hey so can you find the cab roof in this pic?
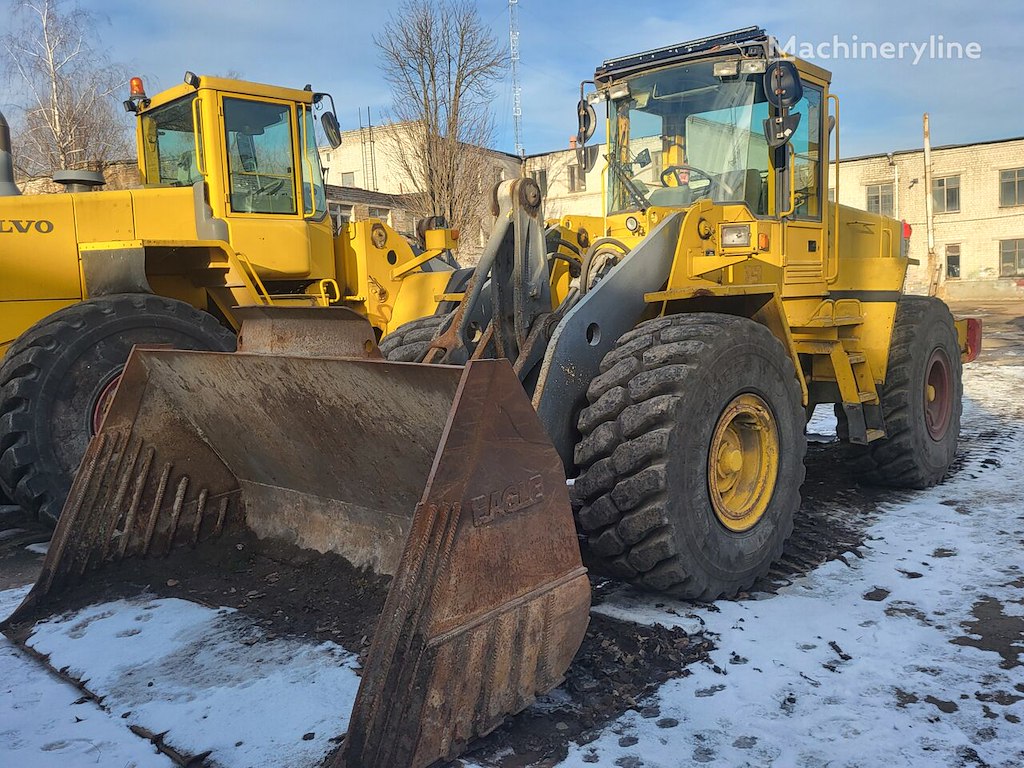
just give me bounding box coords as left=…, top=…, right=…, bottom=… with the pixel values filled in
left=595, top=26, right=832, bottom=86
left=139, top=75, right=317, bottom=113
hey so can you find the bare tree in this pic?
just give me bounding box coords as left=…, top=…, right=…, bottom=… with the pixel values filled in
left=1, top=0, right=130, bottom=176
left=375, top=0, right=507, bottom=247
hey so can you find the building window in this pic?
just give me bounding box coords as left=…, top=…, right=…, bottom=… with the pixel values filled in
left=329, top=203, right=353, bottom=233
left=569, top=164, right=586, bottom=193
left=932, top=175, right=960, bottom=213
left=945, top=244, right=960, bottom=279
left=866, top=183, right=894, bottom=217
left=999, top=239, right=1024, bottom=277
left=999, top=168, right=1024, bottom=207
left=531, top=168, right=548, bottom=197
left=341, top=171, right=355, bottom=187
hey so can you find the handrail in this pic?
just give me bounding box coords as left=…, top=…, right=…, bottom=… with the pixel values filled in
left=235, top=250, right=273, bottom=305
left=826, top=92, right=841, bottom=283
left=779, top=144, right=796, bottom=218
left=318, top=278, right=341, bottom=306
left=191, top=97, right=206, bottom=177
left=299, top=104, right=315, bottom=217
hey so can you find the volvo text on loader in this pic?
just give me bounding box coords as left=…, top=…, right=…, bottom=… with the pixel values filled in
left=3, top=27, right=981, bottom=768
left=0, top=74, right=460, bottom=525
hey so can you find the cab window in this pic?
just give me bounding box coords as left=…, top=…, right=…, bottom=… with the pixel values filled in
left=787, top=84, right=823, bottom=220
left=140, top=95, right=200, bottom=186
left=299, top=106, right=328, bottom=221
left=223, top=98, right=296, bottom=215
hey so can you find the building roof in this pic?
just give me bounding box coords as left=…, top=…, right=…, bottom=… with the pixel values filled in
left=841, top=135, right=1024, bottom=163
left=324, top=184, right=414, bottom=208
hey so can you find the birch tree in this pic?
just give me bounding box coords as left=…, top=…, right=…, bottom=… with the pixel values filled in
left=2, top=0, right=130, bottom=176
left=375, top=0, right=507, bottom=245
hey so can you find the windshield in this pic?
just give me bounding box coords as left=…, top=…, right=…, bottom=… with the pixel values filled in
left=607, top=61, right=770, bottom=215
left=140, top=95, right=200, bottom=186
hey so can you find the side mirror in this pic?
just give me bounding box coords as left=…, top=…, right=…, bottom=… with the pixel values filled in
left=322, top=111, right=342, bottom=149
left=576, top=99, right=596, bottom=146
left=635, top=148, right=651, bottom=168
left=762, top=60, right=804, bottom=148
left=763, top=60, right=803, bottom=108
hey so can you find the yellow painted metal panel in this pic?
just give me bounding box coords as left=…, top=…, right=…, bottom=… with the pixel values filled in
left=0, top=299, right=79, bottom=356
left=131, top=187, right=200, bottom=240
left=74, top=190, right=136, bottom=243
left=0, top=194, right=81, bottom=301
left=388, top=272, right=454, bottom=333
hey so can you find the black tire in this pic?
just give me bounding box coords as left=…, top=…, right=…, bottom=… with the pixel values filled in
left=0, top=294, right=236, bottom=526
left=379, top=313, right=450, bottom=362
left=572, top=313, right=806, bottom=600
left=839, top=296, right=962, bottom=488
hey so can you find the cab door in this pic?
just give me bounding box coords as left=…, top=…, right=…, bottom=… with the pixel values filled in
left=217, top=94, right=313, bottom=278
left=779, top=82, right=827, bottom=297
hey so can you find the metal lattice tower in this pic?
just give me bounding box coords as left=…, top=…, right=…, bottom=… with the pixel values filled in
left=509, top=0, right=524, bottom=158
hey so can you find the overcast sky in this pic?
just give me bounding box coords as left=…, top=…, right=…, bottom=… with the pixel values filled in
left=38, top=0, right=1024, bottom=157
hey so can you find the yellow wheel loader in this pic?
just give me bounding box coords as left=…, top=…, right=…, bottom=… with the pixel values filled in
left=378, top=27, right=982, bottom=600
left=3, top=28, right=982, bottom=768
left=0, top=75, right=462, bottom=525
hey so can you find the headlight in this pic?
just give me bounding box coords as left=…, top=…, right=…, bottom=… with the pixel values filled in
left=713, top=60, right=739, bottom=77
left=371, top=223, right=388, bottom=249
left=721, top=224, right=751, bottom=248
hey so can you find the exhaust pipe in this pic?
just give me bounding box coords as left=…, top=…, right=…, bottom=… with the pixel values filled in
left=0, top=110, right=21, bottom=196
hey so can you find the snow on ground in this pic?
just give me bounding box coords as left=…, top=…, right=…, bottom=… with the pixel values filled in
left=15, top=595, right=362, bottom=768
left=555, top=364, right=1024, bottom=768
left=0, top=586, right=173, bottom=768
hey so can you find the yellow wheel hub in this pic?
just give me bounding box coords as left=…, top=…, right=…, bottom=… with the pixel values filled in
left=708, top=393, right=780, bottom=532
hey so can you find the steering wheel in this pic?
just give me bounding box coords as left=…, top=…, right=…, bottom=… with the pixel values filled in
left=254, top=177, right=288, bottom=196
left=659, top=164, right=734, bottom=198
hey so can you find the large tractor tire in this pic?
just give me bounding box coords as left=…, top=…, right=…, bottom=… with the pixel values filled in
left=0, top=295, right=236, bottom=526
left=572, top=313, right=806, bottom=600
left=839, top=296, right=962, bottom=488
left=379, top=313, right=449, bottom=362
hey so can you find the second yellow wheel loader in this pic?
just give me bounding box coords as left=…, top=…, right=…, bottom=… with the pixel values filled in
left=0, top=74, right=462, bottom=526
left=3, top=27, right=982, bottom=768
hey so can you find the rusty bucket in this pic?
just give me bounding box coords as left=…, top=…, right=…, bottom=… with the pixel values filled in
left=2, top=308, right=590, bottom=768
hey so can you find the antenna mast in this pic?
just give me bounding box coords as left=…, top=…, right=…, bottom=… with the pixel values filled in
left=509, top=0, right=524, bottom=158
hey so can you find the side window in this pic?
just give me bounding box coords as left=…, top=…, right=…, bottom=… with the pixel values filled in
left=223, top=98, right=296, bottom=215
left=299, top=106, right=327, bottom=221
left=140, top=95, right=199, bottom=187
left=788, top=84, right=822, bottom=220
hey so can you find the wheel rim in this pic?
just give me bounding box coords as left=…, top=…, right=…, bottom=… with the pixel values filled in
left=91, top=371, right=123, bottom=435
left=924, top=348, right=953, bottom=440
left=708, top=393, right=780, bottom=532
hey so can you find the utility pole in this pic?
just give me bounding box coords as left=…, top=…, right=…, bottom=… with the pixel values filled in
left=923, top=113, right=939, bottom=296
left=509, top=0, right=525, bottom=161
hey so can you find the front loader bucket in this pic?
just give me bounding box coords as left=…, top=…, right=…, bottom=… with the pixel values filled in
left=2, top=318, right=590, bottom=767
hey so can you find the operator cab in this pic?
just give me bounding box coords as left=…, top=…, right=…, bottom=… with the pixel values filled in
left=126, top=73, right=342, bottom=222
left=583, top=27, right=826, bottom=223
